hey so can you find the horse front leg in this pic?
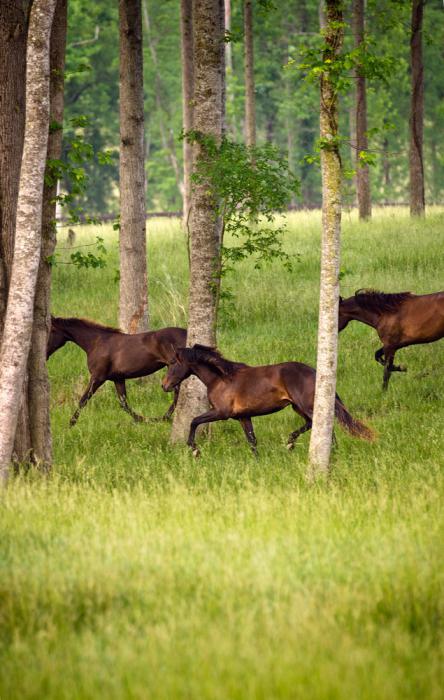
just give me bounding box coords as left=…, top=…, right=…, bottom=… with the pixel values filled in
left=162, top=385, right=180, bottom=421
left=187, top=409, right=226, bottom=458
left=375, top=347, right=385, bottom=366
left=70, top=377, right=104, bottom=426
left=114, top=381, right=146, bottom=423
left=239, top=418, right=258, bottom=457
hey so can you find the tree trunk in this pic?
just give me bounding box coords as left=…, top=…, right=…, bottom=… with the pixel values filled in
left=180, top=0, right=194, bottom=231
left=409, top=0, right=425, bottom=217
left=27, top=0, right=67, bottom=469
left=143, top=0, right=183, bottom=199
left=0, top=0, right=33, bottom=462
left=171, top=0, right=225, bottom=443
left=353, top=0, right=371, bottom=219
left=119, top=0, right=148, bottom=333
left=308, top=0, right=343, bottom=480
left=0, top=0, right=56, bottom=482
left=244, top=0, right=256, bottom=147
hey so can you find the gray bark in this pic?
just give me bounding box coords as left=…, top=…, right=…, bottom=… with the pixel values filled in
left=409, top=0, right=425, bottom=216
left=0, top=0, right=56, bottom=482
left=353, top=0, right=371, bottom=219
left=28, top=0, right=67, bottom=468
left=0, top=0, right=33, bottom=462
left=180, top=0, right=194, bottom=231
left=119, top=0, right=148, bottom=333
left=171, top=0, right=225, bottom=443
left=244, top=0, right=256, bottom=147
left=308, top=0, right=343, bottom=479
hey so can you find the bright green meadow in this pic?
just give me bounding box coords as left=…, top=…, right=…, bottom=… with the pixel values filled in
left=1, top=208, right=443, bottom=699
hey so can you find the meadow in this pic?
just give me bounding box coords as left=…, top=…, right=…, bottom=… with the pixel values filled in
left=1, top=208, right=443, bottom=699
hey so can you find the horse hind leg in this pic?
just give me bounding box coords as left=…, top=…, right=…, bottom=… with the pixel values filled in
left=70, top=377, right=105, bottom=427
left=286, top=417, right=312, bottom=451
left=114, top=381, right=146, bottom=423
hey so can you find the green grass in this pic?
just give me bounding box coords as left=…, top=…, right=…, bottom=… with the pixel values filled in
left=1, top=208, right=443, bottom=699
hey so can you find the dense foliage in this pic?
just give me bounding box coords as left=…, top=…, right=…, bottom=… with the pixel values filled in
left=63, top=0, right=444, bottom=214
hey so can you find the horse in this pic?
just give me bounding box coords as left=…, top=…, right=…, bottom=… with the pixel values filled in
left=47, top=316, right=187, bottom=426
left=338, top=289, right=444, bottom=389
left=162, top=344, right=373, bottom=457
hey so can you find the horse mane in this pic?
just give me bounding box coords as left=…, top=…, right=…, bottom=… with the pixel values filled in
left=354, top=289, right=413, bottom=314
left=51, top=316, right=123, bottom=334
left=183, top=344, right=246, bottom=376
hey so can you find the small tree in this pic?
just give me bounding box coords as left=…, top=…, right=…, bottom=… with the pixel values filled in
left=180, top=0, right=194, bottom=229
left=409, top=0, right=425, bottom=216
left=244, top=0, right=256, bottom=147
left=308, top=0, right=344, bottom=479
left=0, top=0, right=57, bottom=482
left=119, top=0, right=148, bottom=333
left=353, top=0, right=371, bottom=219
left=170, top=0, right=225, bottom=443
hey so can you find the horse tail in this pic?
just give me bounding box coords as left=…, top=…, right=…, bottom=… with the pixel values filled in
left=334, top=397, right=375, bottom=441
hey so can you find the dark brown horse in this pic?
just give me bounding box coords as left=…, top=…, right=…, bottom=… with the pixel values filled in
left=48, top=317, right=187, bottom=425
left=338, top=289, right=444, bottom=389
left=162, top=344, right=373, bottom=456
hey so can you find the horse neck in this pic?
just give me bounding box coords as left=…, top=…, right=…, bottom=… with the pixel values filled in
left=190, top=360, right=224, bottom=387
left=348, top=304, right=380, bottom=329
left=59, top=321, right=102, bottom=353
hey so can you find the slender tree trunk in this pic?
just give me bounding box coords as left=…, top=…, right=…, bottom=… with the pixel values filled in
left=143, top=0, right=183, bottom=198
left=171, top=0, right=225, bottom=443
left=0, top=0, right=56, bottom=482
left=0, top=0, right=33, bottom=462
left=353, top=0, right=371, bottom=219
left=409, top=0, right=425, bottom=216
left=244, top=0, right=256, bottom=147
left=119, top=0, right=148, bottom=333
left=308, top=0, right=343, bottom=479
left=180, top=0, right=194, bottom=231
left=27, top=0, right=67, bottom=469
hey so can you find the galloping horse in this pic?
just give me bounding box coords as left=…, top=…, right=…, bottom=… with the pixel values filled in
left=48, top=317, right=187, bottom=425
left=338, top=289, right=444, bottom=389
left=162, top=344, right=373, bottom=456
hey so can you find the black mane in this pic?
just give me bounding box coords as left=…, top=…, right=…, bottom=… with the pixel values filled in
left=182, top=344, right=247, bottom=376
left=51, top=316, right=123, bottom=334
left=354, top=289, right=413, bottom=314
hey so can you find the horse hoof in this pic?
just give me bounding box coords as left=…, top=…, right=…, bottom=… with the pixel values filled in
left=286, top=442, right=294, bottom=451
left=69, top=419, right=77, bottom=428
left=192, top=448, right=201, bottom=458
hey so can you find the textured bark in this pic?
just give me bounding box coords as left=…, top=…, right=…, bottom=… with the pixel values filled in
left=308, top=0, right=343, bottom=479
left=119, top=0, right=148, bottom=333
left=409, top=0, right=425, bottom=217
left=353, top=0, right=371, bottom=219
left=180, top=0, right=194, bottom=231
left=27, top=0, right=67, bottom=468
left=143, top=0, right=183, bottom=198
left=244, top=0, right=256, bottom=147
left=171, top=0, right=224, bottom=443
left=0, top=0, right=56, bottom=482
left=0, top=0, right=32, bottom=462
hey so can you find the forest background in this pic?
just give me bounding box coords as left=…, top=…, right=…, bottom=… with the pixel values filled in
left=65, top=0, right=444, bottom=216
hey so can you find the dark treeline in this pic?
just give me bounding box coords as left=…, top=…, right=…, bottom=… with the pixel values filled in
left=64, top=0, right=444, bottom=215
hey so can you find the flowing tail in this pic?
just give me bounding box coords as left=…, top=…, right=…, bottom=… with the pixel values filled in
left=334, top=398, right=375, bottom=441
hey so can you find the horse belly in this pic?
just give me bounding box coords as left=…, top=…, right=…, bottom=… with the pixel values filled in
left=109, top=354, right=164, bottom=380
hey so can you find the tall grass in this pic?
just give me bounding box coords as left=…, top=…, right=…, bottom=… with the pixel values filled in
left=1, top=208, right=443, bottom=699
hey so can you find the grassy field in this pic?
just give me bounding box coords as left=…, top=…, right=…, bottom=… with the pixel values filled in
left=1, top=208, right=443, bottom=699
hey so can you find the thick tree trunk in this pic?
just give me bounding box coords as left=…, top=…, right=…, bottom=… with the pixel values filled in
left=409, top=0, right=425, bottom=217
left=244, top=0, right=256, bottom=147
left=171, top=0, right=224, bottom=443
left=0, top=0, right=33, bottom=462
left=27, top=0, right=67, bottom=469
left=180, top=0, right=194, bottom=231
left=308, top=0, right=343, bottom=479
left=119, top=0, right=148, bottom=333
left=143, top=0, right=183, bottom=199
left=0, top=0, right=56, bottom=482
left=353, top=0, right=371, bottom=219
